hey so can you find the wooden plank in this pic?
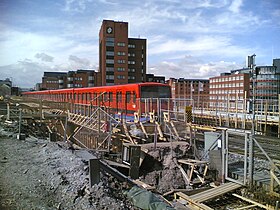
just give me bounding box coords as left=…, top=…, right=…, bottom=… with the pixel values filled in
left=235, top=204, right=257, bottom=210
left=190, top=182, right=242, bottom=203
left=175, top=192, right=213, bottom=210
left=232, top=193, right=274, bottom=210
left=178, top=159, right=208, bottom=165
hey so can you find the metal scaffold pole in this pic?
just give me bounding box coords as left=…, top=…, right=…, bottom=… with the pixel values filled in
left=248, top=54, right=256, bottom=186
left=278, top=94, right=280, bottom=138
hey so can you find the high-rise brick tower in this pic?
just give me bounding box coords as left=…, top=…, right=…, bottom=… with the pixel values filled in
left=99, top=20, right=146, bottom=86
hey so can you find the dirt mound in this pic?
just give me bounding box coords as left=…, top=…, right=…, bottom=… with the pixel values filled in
left=140, top=142, right=191, bottom=194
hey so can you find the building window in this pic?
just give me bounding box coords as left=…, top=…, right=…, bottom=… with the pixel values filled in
left=128, top=44, right=135, bottom=48
left=106, top=82, right=114, bottom=86
left=117, top=42, right=125, bottom=47
left=106, top=51, right=114, bottom=56
left=118, top=60, right=125, bottom=64
left=128, top=60, right=135, bottom=64
left=106, top=67, right=114, bottom=72
left=117, top=67, right=125, bottom=72
left=106, top=42, right=114, bottom=47
left=106, top=75, right=114, bottom=80
left=117, top=75, right=125, bottom=79
left=128, top=76, right=135, bottom=80
left=106, top=37, right=114, bottom=42
left=106, top=59, right=114, bottom=64
left=128, top=53, right=135, bottom=57
left=117, top=51, right=126, bottom=56
left=128, top=68, right=135, bottom=72
left=106, top=37, right=114, bottom=47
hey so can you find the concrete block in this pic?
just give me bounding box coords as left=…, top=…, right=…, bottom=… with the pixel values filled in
left=17, top=133, right=26, bottom=140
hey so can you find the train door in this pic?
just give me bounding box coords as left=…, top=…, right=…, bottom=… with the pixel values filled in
left=108, top=91, right=113, bottom=112
left=125, top=91, right=131, bottom=115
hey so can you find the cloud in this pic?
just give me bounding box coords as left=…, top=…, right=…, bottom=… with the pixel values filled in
left=35, top=53, right=54, bottom=62
left=63, top=0, right=92, bottom=12
left=228, top=0, right=243, bottom=13
left=148, top=56, right=243, bottom=80
left=0, top=55, right=98, bottom=88
left=0, top=60, right=52, bottom=88
left=148, top=35, right=253, bottom=59
left=68, top=55, right=92, bottom=69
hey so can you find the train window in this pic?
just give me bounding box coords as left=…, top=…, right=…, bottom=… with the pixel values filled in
left=103, top=92, right=108, bottom=102
left=93, top=93, right=97, bottom=100
left=74, top=93, right=76, bottom=101
left=117, top=92, right=122, bottom=102
left=141, top=86, right=171, bottom=98
left=87, top=93, right=90, bottom=102
left=126, top=91, right=131, bottom=103
left=83, top=93, right=86, bottom=102
left=109, top=92, right=113, bottom=102
left=132, top=91, right=136, bottom=103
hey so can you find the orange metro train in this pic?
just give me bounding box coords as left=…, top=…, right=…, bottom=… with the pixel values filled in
left=23, top=82, right=172, bottom=115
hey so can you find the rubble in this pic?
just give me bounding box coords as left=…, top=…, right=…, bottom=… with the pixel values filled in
left=0, top=124, right=140, bottom=210
left=139, top=142, right=192, bottom=194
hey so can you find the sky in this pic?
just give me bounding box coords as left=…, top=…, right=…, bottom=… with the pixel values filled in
left=0, top=0, right=279, bottom=88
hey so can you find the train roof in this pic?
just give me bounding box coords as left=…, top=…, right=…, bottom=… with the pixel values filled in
left=23, top=82, right=170, bottom=95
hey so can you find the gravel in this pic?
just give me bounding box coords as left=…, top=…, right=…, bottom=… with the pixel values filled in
left=0, top=123, right=139, bottom=210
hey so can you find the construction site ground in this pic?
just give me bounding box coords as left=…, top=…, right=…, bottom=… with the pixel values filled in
left=0, top=124, right=139, bottom=210
left=1, top=117, right=279, bottom=210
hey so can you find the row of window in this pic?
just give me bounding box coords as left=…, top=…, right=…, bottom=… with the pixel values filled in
left=105, top=59, right=137, bottom=64
left=67, top=84, right=83, bottom=88
left=210, top=83, right=244, bottom=88
left=46, top=80, right=59, bottom=84
left=48, top=91, right=137, bottom=104
left=257, top=74, right=280, bottom=79
left=128, top=44, right=135, bottom=48
left=105, top=75, right=128, bottom=80
left=210, top=76, right=244, bottom=83
left=209, top=102, right=245, bottom=108
left=106, top=67, right=129, bottom=72
left=209, top=96, right=244, bottom=100
left=105, top=42, right=138, bottom=48
left=128, top=53, right=135, bottom=57
left=106, top=52, right=142, bottom=57
left=210, top=89, right=244, bottom=94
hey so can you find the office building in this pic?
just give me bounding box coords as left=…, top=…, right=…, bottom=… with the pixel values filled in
left=66, top=70, right=98, bottom=88
left=42, top=72, right=67, bottom=90
left=99, top=20, right=146, bottom=86
left=41, top=70, right=98, bottom=90
left=209, top=73, right=250, bottom=111
left=231, top=58, right=280, bottom=111
left=146, top=74, right=165, bottom=83
left=167, top=78, right=209, bottom=107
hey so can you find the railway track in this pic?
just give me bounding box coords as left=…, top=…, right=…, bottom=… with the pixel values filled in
left=228, top=135, right=280, bottom=160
